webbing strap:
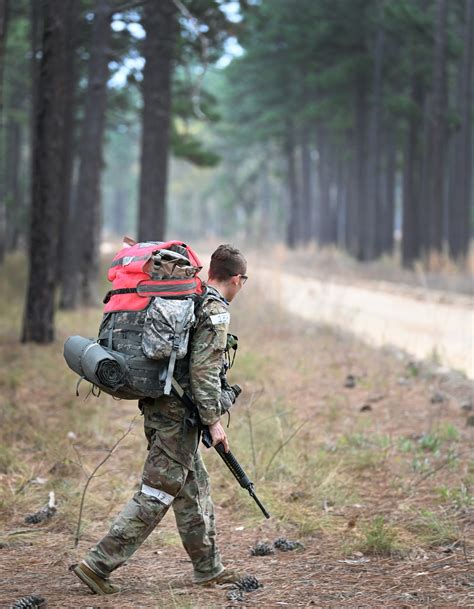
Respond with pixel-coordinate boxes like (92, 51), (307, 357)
(108, 313), (115, 349)
(163, 315), (187, 395)
(164, 350), (177, 395)
(103, 288), (137, 304)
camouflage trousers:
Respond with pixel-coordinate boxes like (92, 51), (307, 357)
(84, 427), (224, 583)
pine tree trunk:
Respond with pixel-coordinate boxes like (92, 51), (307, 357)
(21, 0), (68, 343)
(346, 132), (358, 256)
(448, 0), (473, 262)
(336, 151), (348, 249)
(354, 78), (369, 260)
(427, 0), (448, 255)
(380, 125), (396, 255)
(75, 0), (112, 306)
(365, 8), (385, 261)
(137, 0), (177, 242)
(0, 0), (9, 264)
(57, 0), (79, 289)
(316, 124), (331, 245)
(300, 126), (313, 244)
(285, 121), (300, 248)
(401, 34), (430, 268)
(5, 117), (21, 250)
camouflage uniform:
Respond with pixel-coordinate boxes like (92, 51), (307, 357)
(83, 286), (231, 583)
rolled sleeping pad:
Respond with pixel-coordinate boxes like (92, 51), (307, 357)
(64, 335), (129, 396)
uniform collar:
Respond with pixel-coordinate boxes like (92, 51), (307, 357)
(206, 284), (229, 305)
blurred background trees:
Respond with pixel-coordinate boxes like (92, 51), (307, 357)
(0, 0), (472, 342)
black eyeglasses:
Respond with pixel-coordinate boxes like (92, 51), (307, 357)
(234, 274), (248, 285)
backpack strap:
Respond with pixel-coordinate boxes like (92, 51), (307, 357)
(103, 287), (137, 304)
(163, 316), (187, 395)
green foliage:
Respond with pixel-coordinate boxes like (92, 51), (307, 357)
(436, 484), (472, 509)
(358, 516), (400, 556)
(414, 510), (460, 547)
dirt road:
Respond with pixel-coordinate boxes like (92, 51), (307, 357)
(256, 266), (474, 378)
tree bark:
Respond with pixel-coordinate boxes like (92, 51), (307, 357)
(402, 67), (424, 268)
(353, 78), (369, 260)
(448, 0), (473, 262)
(22, 0), (68, 343)
(285, 120), (301, 248)
(57, 0), (79, 290)
(73, 0), (112, 306)
(365, 7), (385, 261)
(316, 124), (329, 245)
(300, 125), (313, 244)
(5, 117), (21, 251)
(137, 0), (177, 242)
(427, 0), (448, 256)
(380, 125), (395, 256)
(0, 0), (9, 264)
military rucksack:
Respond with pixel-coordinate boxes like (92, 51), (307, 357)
(64, 239), (204, 399)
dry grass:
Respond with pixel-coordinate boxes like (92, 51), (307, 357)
(0, 251), (473, 608)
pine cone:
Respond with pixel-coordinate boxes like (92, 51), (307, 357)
(11, 595), (47, 609)
(25, 506), (56, 525)
(273, 537), (305, 552)
(250, 542), (274, 556)
(235, 575), (261, 592)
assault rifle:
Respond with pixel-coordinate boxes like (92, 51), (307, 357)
(171, 379), (270, 519)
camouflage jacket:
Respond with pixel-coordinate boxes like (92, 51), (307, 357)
(141, 285), (231, 469)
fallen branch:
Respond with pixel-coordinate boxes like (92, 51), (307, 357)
(408, 449), (469, 490)
(264, 418), (310, 478)
(244, 389), (263, 476)
(74, 416), (138, 548)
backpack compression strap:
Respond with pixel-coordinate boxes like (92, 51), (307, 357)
(103, 278), (200, 304)
(103, 288), (136, 304)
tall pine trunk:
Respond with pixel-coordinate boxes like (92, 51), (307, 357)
(402, 69), (424, 268)
(138, 0), (177, 242)
(316, 124), (331, 245)
(353, 78), (369, 260)
(285, 120), (301, 248)
(0, 0), (9, 264)
(57, 0), (79, 292)
(74, 0), (111, 306)
(379, 125), (396, 256)
(22, 0), (68, 343)
(448, 0), (473, 262)
(365, 7), (385, 261)
(427, 0), (448, 256)
(300, 126), (313, 244)
(5, 117), (21, 250)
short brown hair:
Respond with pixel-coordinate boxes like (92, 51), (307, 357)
(209, 244), (247, 281)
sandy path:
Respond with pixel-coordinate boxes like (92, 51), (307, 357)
(256, 267), (474, 378)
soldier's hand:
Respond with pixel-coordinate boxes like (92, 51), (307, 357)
(208, 420), (230, 453)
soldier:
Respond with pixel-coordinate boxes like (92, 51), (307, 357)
(72, 244), (248, 595)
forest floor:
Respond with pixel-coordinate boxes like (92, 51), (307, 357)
(0, 251), (473, 608)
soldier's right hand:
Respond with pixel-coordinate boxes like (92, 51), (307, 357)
(208, 420), (230, 453)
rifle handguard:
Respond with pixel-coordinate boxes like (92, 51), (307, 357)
(202, 429), (270, 519)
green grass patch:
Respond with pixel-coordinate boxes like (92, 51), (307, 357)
(412, 510), (460, 547)
(355, 516), (401, 556)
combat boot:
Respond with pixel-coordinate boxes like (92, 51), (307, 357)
(71, 562), (121, 595)
(196, 568), (246, 586)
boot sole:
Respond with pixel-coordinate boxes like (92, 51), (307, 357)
(72, 564), (119, 596)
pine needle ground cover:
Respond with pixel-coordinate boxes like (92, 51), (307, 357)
(0, 253), (472, 608)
